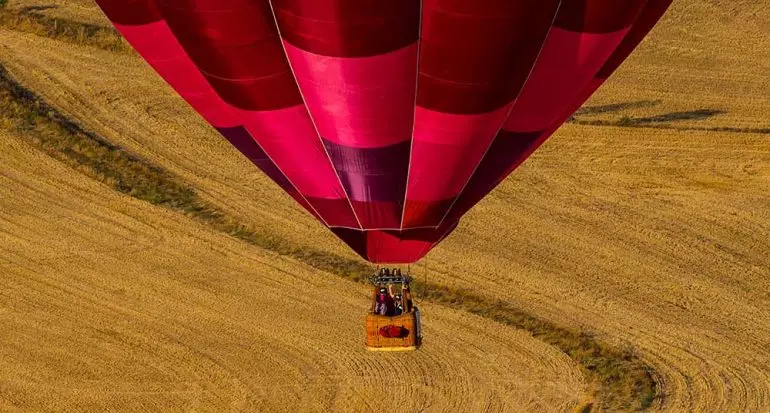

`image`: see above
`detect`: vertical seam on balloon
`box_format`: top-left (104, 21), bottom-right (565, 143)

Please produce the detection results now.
top-left (266, 0), bottom-right (364, 230)
top-left (144, 0), bottom-right (332, 228)
top-left (398, 0), bottom-right (424, 231)
top-left (432, 1), bottom-right (565, 229)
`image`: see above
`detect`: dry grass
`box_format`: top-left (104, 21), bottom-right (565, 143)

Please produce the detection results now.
top-left (0, 57), bottom-right (655, 411)
top-left (0, 7), bottom-right (128, 52)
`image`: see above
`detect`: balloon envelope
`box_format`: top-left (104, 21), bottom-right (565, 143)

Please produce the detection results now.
top-left (95, 0), bottom-right (672, 263)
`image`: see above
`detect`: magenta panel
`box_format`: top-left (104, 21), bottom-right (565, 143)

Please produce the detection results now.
top-left (282, 43), bottom-right (417, 148)
top-left (416, 0), bottom-right (560, 114)
top-left (401, 0), bottom-right (560, 229)
top-left (271, 0), bottom-right (420, 57)
top-left (154, 1), bottom-right (303, 111)
top-left (236, 106), bottom-right (361, 228)
top-left (405, 105), bottom-right (511, 208)
top-left (274, 1), bottom-right (420, 229)
top-left (98, 0), bottom-right (360, 228)
top-left (331, 222), bottom-right (457, 264)
top-left (443, 0), bottom-right (666, 230)
top-left (322, 140), bottom-right (409, 200)
top-left (442, 130), bottom-right (543, 225)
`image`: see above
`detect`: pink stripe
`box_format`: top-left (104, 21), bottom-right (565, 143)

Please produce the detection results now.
top-left (504, 28), bottom-right (631, 132)
top-left (114, 22), bottom-right (182, 60)
top-left (406, 104), bottom-right (512, 201)
top-left (283, 42), bottom-right (417, 148)
top-left (233, 105), bottom-right (347, 200)
top-left (489, 82), bottom-right (613, 192)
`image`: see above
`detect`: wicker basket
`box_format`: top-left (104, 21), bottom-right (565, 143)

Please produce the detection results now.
top-left (365, 309), bottom-right (422, 351)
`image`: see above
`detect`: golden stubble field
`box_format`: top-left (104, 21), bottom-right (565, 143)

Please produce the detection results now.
top-left (1, 0), bottom-right (770, 412)
top-left (0, 130), bottom-right (586, 412)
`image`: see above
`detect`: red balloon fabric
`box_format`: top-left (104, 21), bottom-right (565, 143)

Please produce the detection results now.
top-left (95, 0), bottom-right (672, 263)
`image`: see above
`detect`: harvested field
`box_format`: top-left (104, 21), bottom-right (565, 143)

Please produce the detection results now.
top-left (2, 0), bottom-right (770, 411)
top-left (0, 129), bottom-right (587, 411)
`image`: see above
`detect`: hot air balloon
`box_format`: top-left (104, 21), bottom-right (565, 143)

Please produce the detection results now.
top-left (93, 0), bottom-right (671, 263)
top-left (94, 0), bottom-right (672, 351)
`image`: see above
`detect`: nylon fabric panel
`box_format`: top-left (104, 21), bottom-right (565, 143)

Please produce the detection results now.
top-left (503, 29), bottom-right (642, 131)
top-left (402, 0), bottom-right (560, 228)
top-left (280, 43), bottom-right (417, 149)
top-left (331, 223), bottom-right (457, 264)
top-left (94, 2), bottom-right (321, 218)
top-left (416, 0), bottom-right (560, 114)
top-left (596, 0), bottom-right (674, 79)
top-left (561, 0), bottom-right (674, 128)
top-left (273, 0), bottom-right (420, 229)
top-left (280, 44), bottom-right (416, 228)
top-left (151, 0), bottom-right (360, 228)
top-left (231, 106), bottom-right (359, 227)
top-left (217, 126), bottom-right (322, 221)
top-left (407, 0), bottom-right (645, 229)
top-left (155, 0), bottom-right (301, 111)
top-left (322, 140), bottom-right (410, 228)
top-left (270, 0), bottom-right (420, 58)
top-left (442, 130), bottom-right (543, 226)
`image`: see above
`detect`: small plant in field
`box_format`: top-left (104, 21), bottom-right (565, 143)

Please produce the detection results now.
top-left (617, 115), bottom-right (636, 126)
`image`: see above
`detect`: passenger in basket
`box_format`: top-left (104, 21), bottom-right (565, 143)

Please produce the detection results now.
top-left (393, 293), bottom-right (404, 316)
top-left (375, 286), bottom-right (394, 316)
